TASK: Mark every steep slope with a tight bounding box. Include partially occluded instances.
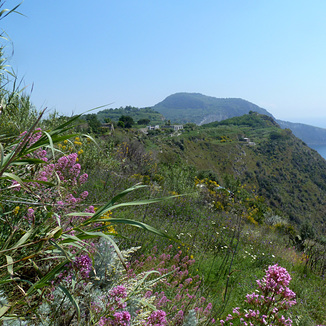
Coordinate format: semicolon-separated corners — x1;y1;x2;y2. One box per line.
152;92;274;124
149;113;326;232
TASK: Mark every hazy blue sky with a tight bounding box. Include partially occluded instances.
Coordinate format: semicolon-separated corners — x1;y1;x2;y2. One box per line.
3;1;326;126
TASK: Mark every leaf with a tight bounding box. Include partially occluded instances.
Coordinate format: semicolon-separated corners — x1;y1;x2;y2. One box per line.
48;240;71;261
0;143;4;167
43;130;55;160
5;255;13;276
6;228;34;253
0;304;11;318
93;218;176;240
26;259;70;295
45;226;62;240
2;172;24;186
80;185;179;226
58;285;81;322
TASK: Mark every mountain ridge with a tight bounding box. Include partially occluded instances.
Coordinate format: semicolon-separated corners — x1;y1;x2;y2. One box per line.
152;92;326;145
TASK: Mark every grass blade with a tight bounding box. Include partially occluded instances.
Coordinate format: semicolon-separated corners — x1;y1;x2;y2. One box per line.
58;285;81;322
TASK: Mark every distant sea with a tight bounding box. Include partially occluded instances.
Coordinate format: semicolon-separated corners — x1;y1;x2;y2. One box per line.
309;144;326;160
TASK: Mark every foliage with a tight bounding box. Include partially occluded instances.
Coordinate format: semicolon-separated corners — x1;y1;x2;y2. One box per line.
84;113;102;133
137;118;150;125
96;106;163;125
118;115;134;129
220;264;296;325
1;4;326;325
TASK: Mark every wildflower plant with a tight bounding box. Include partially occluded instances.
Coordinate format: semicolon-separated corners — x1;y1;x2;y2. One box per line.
220;264;296;326
0;113;175;323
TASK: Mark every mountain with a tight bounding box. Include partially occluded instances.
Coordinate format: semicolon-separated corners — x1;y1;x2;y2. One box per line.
276;120;326;145
152;92;274;125
152;92;326;146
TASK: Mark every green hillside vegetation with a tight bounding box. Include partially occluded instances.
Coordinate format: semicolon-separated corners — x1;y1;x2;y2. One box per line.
2;6;326;324
153;92;273;124
2;106;326;323
94;106;164;125
144;112;326;233
152;92;326;146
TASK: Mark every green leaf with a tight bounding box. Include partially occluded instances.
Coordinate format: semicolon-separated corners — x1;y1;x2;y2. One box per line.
45;226;62;240
93;218;175;240
26;259;70;295
6;228;34;253
0;304;11;318
5;255;13;276
2;172;24;185
58;285;81;322
43;130;55;160
48;240;71;261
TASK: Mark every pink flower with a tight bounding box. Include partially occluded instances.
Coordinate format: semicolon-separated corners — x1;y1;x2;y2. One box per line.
146;310;167;326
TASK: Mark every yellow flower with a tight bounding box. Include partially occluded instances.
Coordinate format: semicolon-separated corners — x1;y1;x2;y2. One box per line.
62;145;67;150
75;137;80;141
100;211;116;233
13;206;20;215
58;143;62;148
78;149;84;155
63;140;68;144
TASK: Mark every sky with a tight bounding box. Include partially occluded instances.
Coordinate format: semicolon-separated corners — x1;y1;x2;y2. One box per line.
3;0;326;127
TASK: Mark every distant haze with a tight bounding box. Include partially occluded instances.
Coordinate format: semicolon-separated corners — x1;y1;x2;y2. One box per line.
282;117;326;129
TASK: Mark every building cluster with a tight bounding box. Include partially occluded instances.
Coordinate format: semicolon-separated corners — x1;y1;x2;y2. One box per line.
147;125;183;131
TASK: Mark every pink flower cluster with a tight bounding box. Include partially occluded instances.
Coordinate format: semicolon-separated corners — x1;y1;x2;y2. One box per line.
18;128;48;162
145;310;167;326
108;286;128;310
220;264;296;326
98;311;131;326
19;128;43;147
74;254;92;279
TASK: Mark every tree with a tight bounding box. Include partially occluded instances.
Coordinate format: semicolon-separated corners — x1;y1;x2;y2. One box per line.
85;114;101;133
137;118;150;125
117;120;125;128
119;115;134;128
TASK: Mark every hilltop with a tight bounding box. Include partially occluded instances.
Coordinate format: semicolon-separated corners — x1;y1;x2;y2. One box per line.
152;92;273;125
152;92;326;145
96;106;164;124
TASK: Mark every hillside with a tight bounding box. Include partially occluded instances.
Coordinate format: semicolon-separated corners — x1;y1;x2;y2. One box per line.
152;92;274;124
277;119;326;145
96;106;164;124
145;112;326;233
152;92;326;145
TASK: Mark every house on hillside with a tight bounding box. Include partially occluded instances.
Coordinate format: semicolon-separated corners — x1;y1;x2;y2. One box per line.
147;125;160;130
173;125;183;131
242;137;256;146
161;124;184;131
